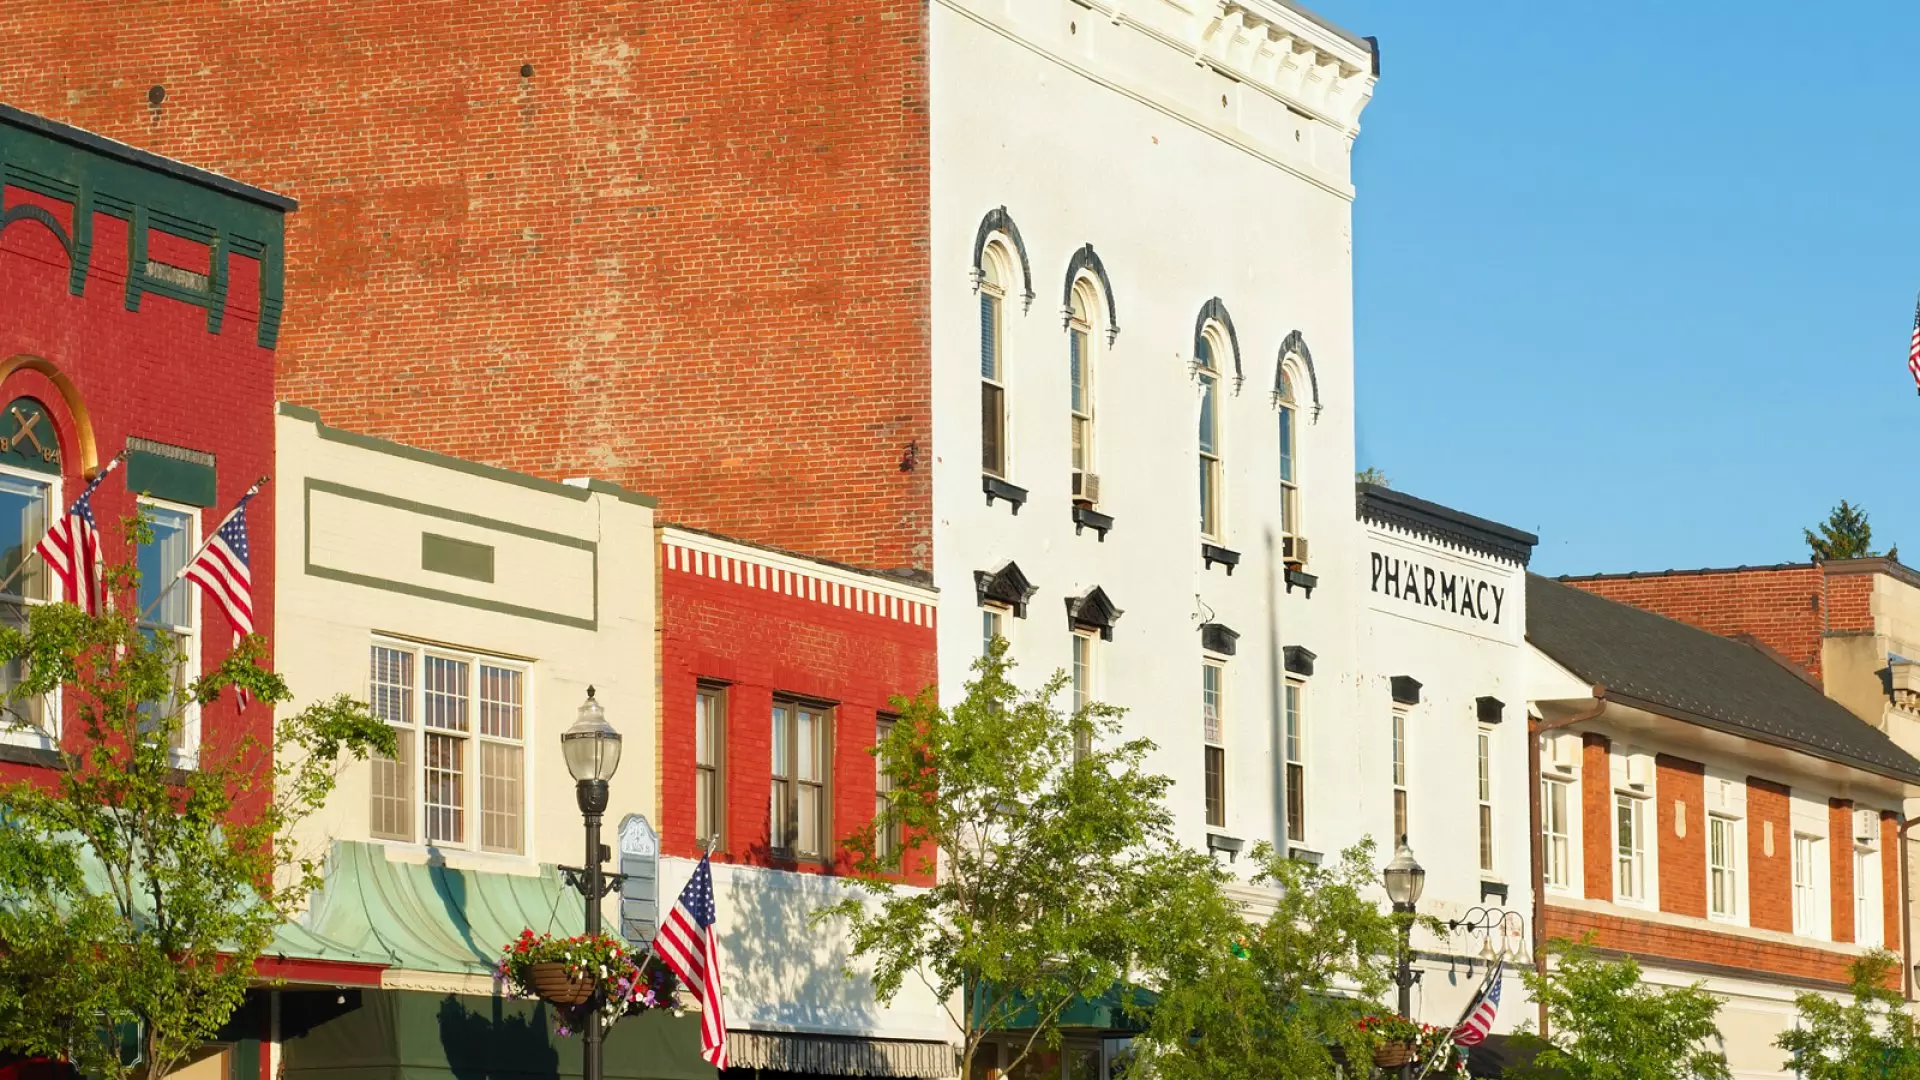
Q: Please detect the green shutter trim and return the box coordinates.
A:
[127,448,216,507]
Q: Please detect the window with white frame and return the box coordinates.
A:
[1541,773,1573,891]
[1792,833,1820,937]
[980,244,1010,479]
[1203,661,1225,829]
[1196,330,1224,541]
[366,640,527,854]
[772,697,832,860]
[0,470,53,744]
[1071,631,1094,760]
[981,607,1005,660]
[1069,280,1097,505]
[875,713,900,864]
[1614,791,1648,903]
[1708,812,1742,920]
[1856,827,1882,947]
[1276,365,1300,549]
[1476,727,1495,873]
[137,500,198,759]
[695,683,727,848]
[1390,709,1408,843]
[1283,681,1305,842]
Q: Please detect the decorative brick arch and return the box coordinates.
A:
[0,354,100,476]
[972,206,1035,311]
[1277,329,1323,421]
[1194,297,1242,391]
[1062,244,1119,342]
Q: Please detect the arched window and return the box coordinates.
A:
[1276,364,1300,550]
[1068,279,1097,504]
[980,244,1011,479]
[1197,326,1225,540]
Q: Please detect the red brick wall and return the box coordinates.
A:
[0,1,934,574]
[1657,754,1706,918]
[1582,734,1612,901]
[0,178,276,790]
[659,537,937,886]
[1566,567,1826,679]
[1830,798,1856,944]
[1746,777,1792,934]
[1543,905,1898,990]
[1881,811,1904,951]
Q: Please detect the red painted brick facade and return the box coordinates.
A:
[658,532,936,886]
[1829,798,1855,944]
[1543,905,1898,990]
[1581,734,1612,901]
[1657,754,1707,919]
[0,134,279,792]
[1746,777,1791,934]
[0,1,934,574]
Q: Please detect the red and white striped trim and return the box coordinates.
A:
[662,530,937,629]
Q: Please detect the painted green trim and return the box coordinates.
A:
[304,479,598,631]
[126,448,216,507]
[0,105,289,348]
[277,402,658,508]
[420,532,495,583]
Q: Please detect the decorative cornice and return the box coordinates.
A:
[1275,329,1322,422]
[972,206,1035,311]
[975,560,1038,618]
[1065,585,1124,640]
[1357,483,1539,567]
[1194,297,1243,393]
[1200,621,1239,656]
[663,527,939,629]
[1063,244,1120,342]
[1196,2,1376,132]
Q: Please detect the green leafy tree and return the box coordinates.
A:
[1356,467,1391,488]
[1137,839,1424,1080]
[0,517,393,1080]
[823,639,1226,1080]
[1805,500,1894,562]
[1509,939,1730,1080]
[1775,950,1920,1078]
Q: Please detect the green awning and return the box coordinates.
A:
[971,982,1157,1035]
[281,988,714,1080]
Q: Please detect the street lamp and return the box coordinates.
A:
[1382,840,1426,1080]
[562,687,623,1080]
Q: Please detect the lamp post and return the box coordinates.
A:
[1382,839,1426,1080]
[562,687,623,1080]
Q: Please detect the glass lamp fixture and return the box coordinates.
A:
[561,686,623,783]
[1383,839,1427,908]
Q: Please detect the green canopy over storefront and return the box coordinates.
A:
[970,982,1157,1036]
[281,989,714,1080]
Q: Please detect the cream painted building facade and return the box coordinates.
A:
[275,403,658,995]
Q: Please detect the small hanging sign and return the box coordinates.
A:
[618,814,660,952]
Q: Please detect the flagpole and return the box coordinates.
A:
[138,475,269,625]
[0,451,125,602]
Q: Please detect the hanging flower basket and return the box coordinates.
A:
[529,961,596,1006]
[1372,1042,1416,1068]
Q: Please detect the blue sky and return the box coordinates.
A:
[1308,0,1920,575]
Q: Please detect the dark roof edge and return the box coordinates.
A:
[1822,555,1920,591]
[1270,0,1375,58]
[0,102,297,212]
[1357,483,1539,565]
[1598,687,1920,787]
[1559,555,1920,592]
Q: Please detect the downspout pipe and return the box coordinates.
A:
[1528,686,1608,1036]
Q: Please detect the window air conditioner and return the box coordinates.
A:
[1072,471,1100,504]
[1282,535,1310,566]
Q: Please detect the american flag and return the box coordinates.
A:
[653,855,729,1069]
[181,491,254,636]
[36,458,120,615]
[1452,960,1504,1047]
[1908,291,1920,396]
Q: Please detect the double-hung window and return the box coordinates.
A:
[367,640,528,855]
[1071,632,1094,760]
[1390,709,1408,842]
[1855,835,1882,947]
[1197,335,1223,540]
[695,683,727,848]
[1283,681,1305,842]
[1476,728,1495,873]
[137,501,198,759]
[1792,833,1819,936]
[0,471,53,743]
[1203,662,1225,828]
[1708,813,1741,920]
[875,714,899,863]
[1541,774,1573,891]
[980,248,1009,479]
[981,607,1005,659]
[1069,284,1096,504]
[1615,792,1648,903]
[772,698,832,860]
[1277,367,1299,548]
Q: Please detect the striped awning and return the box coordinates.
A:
[725,1032,958,1079]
